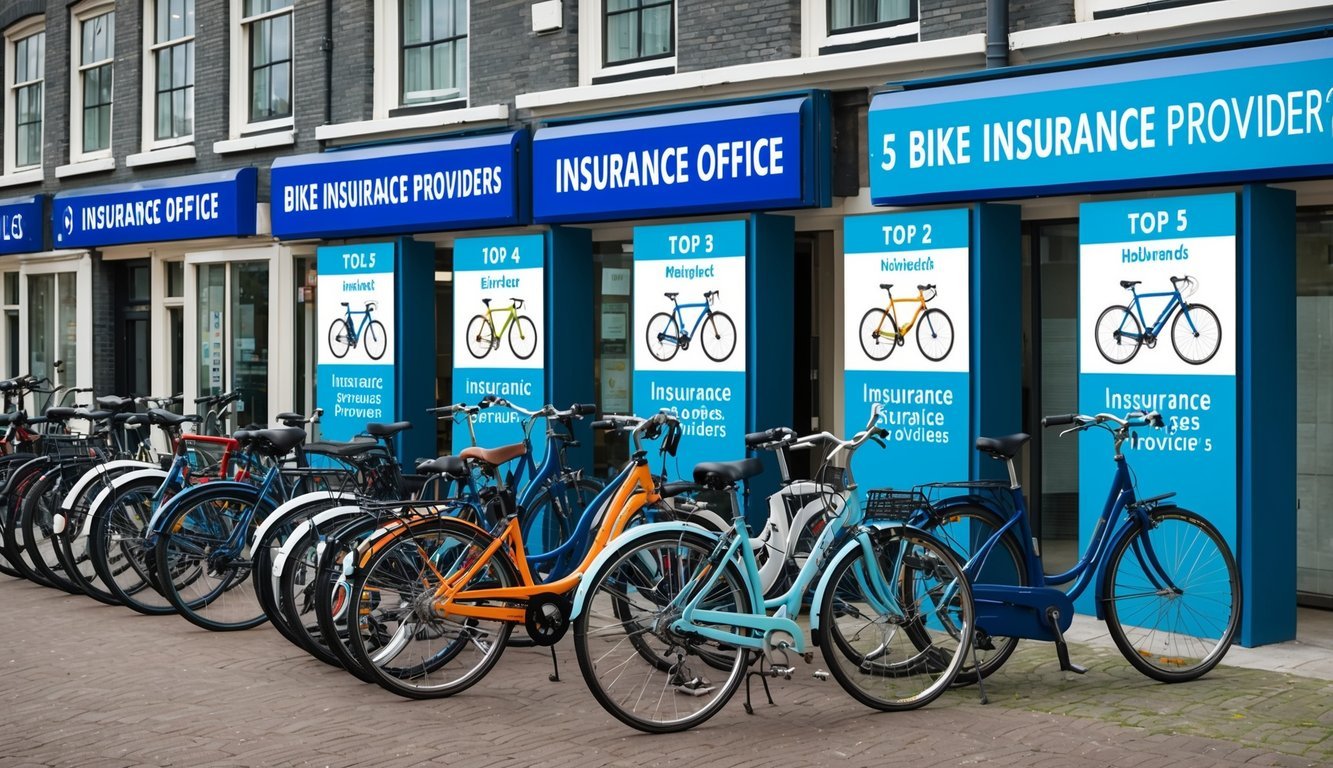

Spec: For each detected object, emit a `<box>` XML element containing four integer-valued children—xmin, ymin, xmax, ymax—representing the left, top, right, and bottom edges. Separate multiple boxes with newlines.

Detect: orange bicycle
<box><xmin>859</xmin><ymin>283</ymin><xmax>955</xmax><ymax>362</ymax></box>
<box><xmin>341</xmin><ymin>411</ymin><xmax>683</xmax><ymax>699</ymax></box>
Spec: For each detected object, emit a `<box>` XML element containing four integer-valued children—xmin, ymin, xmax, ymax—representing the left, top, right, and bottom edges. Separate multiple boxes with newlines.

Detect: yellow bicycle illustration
<box><xmin>465</xmin><ymin>298</ymin><xmax>537</xmax><ymax>360</ymax></box>
<box><xmin>859</xmin><ymin>283</ymin><xmax>954</xmax><ymax>362</ymax></box>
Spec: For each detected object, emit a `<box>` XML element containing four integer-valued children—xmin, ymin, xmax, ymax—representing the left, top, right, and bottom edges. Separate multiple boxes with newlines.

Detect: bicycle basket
<box><xmin>863</xmin><ymin>488</ymin><xmax>930</xmax><ymax>522</ymax></box>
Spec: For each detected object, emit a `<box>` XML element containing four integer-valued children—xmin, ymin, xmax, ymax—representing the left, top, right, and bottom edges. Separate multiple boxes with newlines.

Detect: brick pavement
<box><xmin>0</xmin><ymin>577</ymin><xmax>1328</xmax><ymax>768</ymax></box>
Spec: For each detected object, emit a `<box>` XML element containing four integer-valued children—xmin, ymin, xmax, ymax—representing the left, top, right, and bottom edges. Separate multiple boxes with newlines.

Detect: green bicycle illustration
<box><xmin>466</xmin><ymin>297</ymin><xmax>538</xmax><ymax>360</ymax></box>
<box><xmin>328</xmin><ymin>301</ymin><xmax>388</xmax><ymax>360</ymax></box>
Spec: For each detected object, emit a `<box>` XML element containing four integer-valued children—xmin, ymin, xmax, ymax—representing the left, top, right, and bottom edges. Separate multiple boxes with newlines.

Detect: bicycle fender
<box><xmin>1092</xmin><ymin>504</ymin><xmax>1179</xmax><ymax>622</ymax></box>
<box><xmin>806</xmin><ymin>522</ymin><xmax>906</xmax><ymax>635</ymax></box>
<box><xmin>250</xmin><ymin>490</ymin><xmax>358</xmax><ymax>549</ymax></box>
<box><xmin>59</xmin><ymin>460</ymin><xmax>157</xmax><ymax>514</ymax></box>
<box><xmin>270</xmin><ymin>505</ymin><xmax>361</xmax><ymax>578</ymax></box>
<box><xmin>78</xmin><ymin>468</ymin><xmax>170</xmax><ymax>539</ymax></box>
<box><xmin>568</xmin><ymin>521</ymin><xmax>720</xmax><ymax>621</ymax></box>
<box><xmin>148</xmin><ymin>480</ymin><xmax>260</xmax><ymax>534</ymax></box>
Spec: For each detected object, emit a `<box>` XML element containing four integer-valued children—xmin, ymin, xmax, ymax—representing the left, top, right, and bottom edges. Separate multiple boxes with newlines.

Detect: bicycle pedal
<box><xmin>766</xmin><ymin>665</ymin><xmax>795</xmax><ymax>679</ymax></box>
<box><xmin>812</xmin><ymin>670</ymin><xmax>830</xmax><ymax>681</ymax></box>
<box><xmin>674</xmin><ymin>677</ymin><xmax>715</xmax><ymax>697</ymax></box>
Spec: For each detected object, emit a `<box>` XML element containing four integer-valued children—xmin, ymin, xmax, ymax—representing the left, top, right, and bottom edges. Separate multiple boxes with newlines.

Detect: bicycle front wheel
<box><xmin>88</xmin><ymin>478</ymin><xmax>178</xmax><ymax>615</ymax></box>
<box><xmin>699</xmin><ymin>311</ymin><xmax>737</xmax><ymax>363</ymax></box>
<box><xmin>574</xmin><ymin>528</ymin><xmax>751</xmax><ymax>734</ymax></box>
<box><xmin>327</xmin><ymin>319</ymin><xmax>352</xmax><ymax>359</ymax></box>
<box><xmin>818</xmin><ymin>527</ymin><xmax>973</xmax><ymax>711</ymax></box>
<box><xmin>363</xmin><ymin>319</ymin><xmax>389</xmax><ymax>360</ymax></box>
<box><xmin>1171</xmin><ymin>304</ymin><xmax>1221</xmax><ymax>365</ymax></box>
<box><xmin>464</xmin><ymin>315</ymin><xmax>495</xmax><ymax>359</ymax></box>
<box><xmin>508</xmin><ymin>315</ymin><xmax>539</xmax><ymax>360</ymax></box>
<box><xmin>916</xmin><ymin>308</ymin><xmax>954</xmax><ymax>362</ymax></box>
<box><xmin>1095</xmin><ymin>305</ymin><xmax>1142</xmax><ymax>364</ymax></box>
<box><xmin>1102</xmin><ymin>507</ymin><xmax>1240</xmax><ymax>682</ymax></box>
<box><xmin>644</xmin><ymin>312</ymin><xmax>681</xmax><ymax>362</ymax></box>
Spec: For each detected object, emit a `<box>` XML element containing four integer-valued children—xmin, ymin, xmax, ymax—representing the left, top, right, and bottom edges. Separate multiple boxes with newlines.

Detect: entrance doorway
<box><xmin>113</xmin><ymin>260</ymin><xmax>151</xmax><ymax>397</ymax></box>
<box><xmin>1296</xmin><ymin>208</ymin><xmax>1333</xmax><ymax>607</ymax></box>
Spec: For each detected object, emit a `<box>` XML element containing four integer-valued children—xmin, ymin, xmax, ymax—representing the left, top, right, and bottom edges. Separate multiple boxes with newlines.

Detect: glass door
<box><xmin>1296</xmin><ymin>208</ymin><xmax>1333</xmax><ymax>607</ymax></box>
<box><xmin>28</xmin><ymin>271</ymin><xmax>79</xmax><ymax>389</ymax></box>
<box><xmin>196</xmin><ymin>260</ymin><xmax>269</xmax><ymax>429</ymax></box>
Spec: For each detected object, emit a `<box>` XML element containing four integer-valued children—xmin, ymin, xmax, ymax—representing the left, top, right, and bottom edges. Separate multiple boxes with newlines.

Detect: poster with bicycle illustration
<box><xmin>316</xmin><ymin>242</ymin><xmax>397</xmax><ymax>440</ymax></box>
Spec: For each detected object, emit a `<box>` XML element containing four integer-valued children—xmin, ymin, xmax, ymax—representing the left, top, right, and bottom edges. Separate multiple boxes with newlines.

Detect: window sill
<box><xmin>55</xmin><ymin>157</ymin><xmax>116</xmax><ymax>179</ymax></box>
<box><xmin>0</xmin><ymin>168</ymin><xmax>43</xmax><ymax>188</ymax></box>
<box><xmin>588</xmin><ymin>56</ymin><xmax>677</xmax><ymax>86</ymax></box>
<box><xmin>316</xmin><ymin>104</ymin><xmax>509</xmax><ymax>143</ymax></box>
<box><xmin>817</xmin><ymin>21</ymin><xmax>919</xmax><ymax>52</ymax></box>
<box><xmin>213</xmin><ymin>130</ymin><xmax>296</xmax><ymax>155</ymax></box>
<box><xmin>127</xmin><ymin>144</ymin><xmax>197</xmax><ymax>168</ymax></box>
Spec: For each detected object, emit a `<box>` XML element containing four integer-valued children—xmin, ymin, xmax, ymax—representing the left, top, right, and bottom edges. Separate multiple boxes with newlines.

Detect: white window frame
<box><xmin>802</xmin><ymin>0</ymin><xmax>919</xmax><ymax>56</ymax></box>
<box><xmin>141</xmin><ymin>0</ymin><xmax>195</xmax><ymax>152</ymax></box>
<box><xmin>17</xmin><ymin>254</ymin><xmax>94</xmax><ymax>397</ymax></box>
<box><xmin>1075</xmin><ymin>0</ymin><xmax>1216</xmax><ymax>22</ymax></box>
<box><xmin>69</xmin><ymin>1</ymin><xmax>116</xmax><ymax>164</ymax></box>
<box><xmin>227</xmin><ymin>0</ymin><xmax>294</xmax><ymax>139</ymax></box>
<box><xmin>4</xmin><ymin>17</ymin><xmax>45</xmax><ymax>180</ymax></box>
<box><xmin>0</xmin><ymin>267</ymin><xmax>19</xmax><ymax>379</ymax></box>
<box><xmin>578</xmin><ymin>0</ymin><xmax>677</xmax><ymax>87</ymax></box>
<box><xmin>373</xmin><ymin>0</ymin><xmax>470</xmax><ymax>119</ymax></box>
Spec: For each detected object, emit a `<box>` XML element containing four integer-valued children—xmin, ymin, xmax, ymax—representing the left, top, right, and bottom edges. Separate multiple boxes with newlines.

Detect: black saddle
<box><xmin>95</xmin><ymin>395</ymin><xmax>136</xmax><ymax>413</ymax></box>
<box><xmin>692</xmin><ymin>458</ymin><xmax>764</xmax><ymax>489</ymax></box>
<box><xmin>664</xmin><ymin>292</ymin><xmax>678</xmax><ymax>300</ymax></box>
<box><xmin>417</xmin><ymin>455</ymin><xmax>467</xmax><ymax>477</ymax></box>
<box><xmin>147</xmin><ymin>408</ymin><xmax>194</xmax><ymax>427</ymax></box>
<box><xmin>974</xmin><ymin>433</ymin><xmax>1031</xmax><ymax>460</ymax></box>
<box><xmin>240</xmin><ymin>427</ymin><xmax>307</xmax><ymax>456</ymax></box>
<box><xmin>303</xmin><ymin>439</ymin><xmax>381</xmax><ymax>458</ymax></box>
<box><xmin>1119</xmin><ymin>280</ymin><xmax>1141</xmax><ymax>289</ymax></box>
<box><xmin>367</xmin><ymin>421</ymin><xmax>412</xmax><ymax>438</ymax></box>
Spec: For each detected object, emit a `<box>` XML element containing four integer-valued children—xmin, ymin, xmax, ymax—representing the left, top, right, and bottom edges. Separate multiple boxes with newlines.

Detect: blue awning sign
<box><xmin>52</xmin><ymin>169</ymin><xmax>258</xmax><ymax>248</ymax></box>
<box><xmin>0</xmin><ymin>195</ymin><xmax>44</xmax><ymax>255</ymax></box>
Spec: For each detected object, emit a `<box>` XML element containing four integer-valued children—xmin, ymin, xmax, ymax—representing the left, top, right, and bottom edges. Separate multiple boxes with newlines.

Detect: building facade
<box><xmin>0</xmin><ymin>0</ymin><xmax>1330</xmax><ymax>639</ymax></box>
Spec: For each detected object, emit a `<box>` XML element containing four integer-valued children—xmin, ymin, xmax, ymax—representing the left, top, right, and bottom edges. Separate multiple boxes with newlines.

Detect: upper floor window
<box><xmin>829</xmin><ymin>0</ymin><xmax>914</xmax><ymax>33</ymax></box>
<box><xmin>73</xmin><ymin>5</ymin><xmax>115</xmax><ymax>156</ymax></box>
<box><xmin>402</xmin><ymin>0</ymin><xmax>468</xmax><ymax>105</ymax></box>
<box><xmin>604</xmin><ymin>0</ymin><xmax>673</xmax><ymax>65</ymax></box>
<box><xmin>242</xmin><ymin>0</ymin><xmax>292</xmax><ymax>123</ymax></box>
<box><xmin>149</xmin><ymin>0</ymin><xmax>195</xmax><ymax>143</ymax></box>
<box><xmin>6</xmin><ymin>23</ymin><xmax>44</xmax><ymax>172</ymax></box>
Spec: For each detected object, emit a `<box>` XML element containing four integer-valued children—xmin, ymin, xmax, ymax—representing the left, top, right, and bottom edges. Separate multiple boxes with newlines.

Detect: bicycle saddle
<box><xmin>459</xmin><ymin>442</ymin><xmax>526</xmax><ymax>466</ymax></box>
<box><xmin>974</xmin><ymin>433</ymin><xmax>1031</xmax><ymax>460</ymax></box>
<box><xmin>1119</xmin><ymin>280</ymin><xmax>1141</xmax><ymax>289</ymax></box>
<box><xmin>367</xmin><ymin>421</ymin><xmax>412</xmax><ymax>438</ymax></box>
<box><xmin>339</xmin><ymin>301</ymin><xmax>350</xmax><ymax>307</ymax></box>
<box><xmin>275</xmin><ymin>411</ymin><xmax>304</xmax><ymax>427</ymax></box>
<box><xmin>663</xmin><ymin>292</ymin><xmax>678</xmax><ymax>300</ymax></box>
<box><xmin>879</xmin><ymin>283</ymin><xmax>892</xmax><ymax>291</ymax></box>
<box><xmin>692</xmin><ymin>458</ymin><xmax>763</xmax><ymax>489</ymax></box>
<box><xmin>74</xmin><ymin>409</ymin><xmax>114</xmax><ymax>422</ymax></box>
<box><xmin>95</xmin><ymin>395</ymin><xmax>136</xmax><ymax>413</ymax></box>
<box><xmin>0</xmin><ymin>410</ymin><xmax>28</xmax><ymax>426</ymax></box>
<box><xmin>660</xmin><ymin>480</ymin><xmax>701</xmax><ymax>498</ymax></box>
<box><xmin>147</xmin><ymin>408</ymin><xmax>194</xmax><ymax>427</ymax></box>
<box><xmin>45</xmin><ymin>407</ymin><xmax>80</xmax><ymax>422</ymax></box>
<box><xmin>417</xmin><ymin>455</ymin><xmax>467</xmax><ymax>477</ymax></box>
<box><xmin>244</xmin><ymin>427</ymin><xmax>307</xmax><ymax>456</ymax></box>
<box><xmin>303</xmin><ymin>439</ymin><xmax>380</xmax><ymax>458</ymax></box>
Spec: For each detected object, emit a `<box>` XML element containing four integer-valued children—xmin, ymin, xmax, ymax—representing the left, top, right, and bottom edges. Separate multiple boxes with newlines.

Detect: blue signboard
<box><xmin>451</xmin><ymin>234</ymin><xmax>548</xmax><ymax>454</ymax></box>
<box><xmin>870</xmin><ymin>37</ymin><xmax>1333</xmax><ymax>204</ymax></box>
<box><xmin>317</xmin><ymin>243</ymin><xmax>397</xmax><ymax>441</ymax></box>
<box><xmin>533</xmin><ymin>95</ymin><xmax>829</xmax><ymax>222</ymax></box>
<box><xmin>1076</xmin><ymin>193</ymin><xmax>1237</xmax><ymax>617</ymax></box>
<box><xmin>843</xmin><ymin>209</ymin><xmax>971</xmax><ymax>489</ymax></box>
<box><xmin>52</xmin><ymin>169</ymin><xmax>257</xmax><ymax>247</ymax></box>
<box><xmin>272</xmin><ymin>131</ymin><xmax>527</xmax><ymax>240</ymax></box>
<box><xmin>0</xmin><ymin>195</ymin><xmax>44</xmax><ymax>255</ymax></box>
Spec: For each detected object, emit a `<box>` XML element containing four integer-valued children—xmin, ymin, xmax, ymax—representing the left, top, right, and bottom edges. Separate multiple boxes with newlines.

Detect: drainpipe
<box><xmin>322</xmin><ymin>0</ymin><xmax>334</xmax><ymax>124</ymax></box>
<box><xmin>986</xmin><ymin>0</ymin><xmax>1009</xmax><ymax>69</ymax></box>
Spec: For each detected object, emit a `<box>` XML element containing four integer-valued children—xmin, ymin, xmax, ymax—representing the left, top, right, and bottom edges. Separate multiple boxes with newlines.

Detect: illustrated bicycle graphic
<box><xmin>644</xmin><ymin>290</ymin><xmax>737</xmax><ymax>363</ymax></box>
<box><xmin>1094</xmin><ymin>275</ymin><xmax>1221</xmax><ymax>365</ymax></box>
<box><xmin>466</xmin><ymin>297</ymin><xmax>538</xmax><ymax>360</ymax></box>
<box><xmin>327</xmin><ymin>300</ymin><xmax>388</xmax><ymax>360</ymax></box>
<box><xmin>859</xmin><ymin>283</ymin><xmax>954</xmax><ymax>362</ymax></box>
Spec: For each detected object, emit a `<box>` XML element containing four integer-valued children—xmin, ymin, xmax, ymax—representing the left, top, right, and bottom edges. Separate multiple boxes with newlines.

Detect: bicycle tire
<box><xmin>54</xmin><ymin>465</ymin><xmax>145</xmax><ymax>605</ymax></box>
<box><xmin>19</xmin><ymin>468</ymin><xmax>81</xmax><ymax>594</ymax></box>
<box><xmin>465</xmin><ymin>315</ymin><xmax>495</xmax><ymax>359</ymax></box>
<box><xmin>254</xmin><ymin>496</ymin><xmax>347</xmax><ymax>648</ymax></box>
<box><xmin>818</xmin><ymin>526</ymin><xmax>973</xmax><ymax>711</ymax></box>
<box><xmin>0</xmin><ymin>453</ymin><xmax>39</xmax><ymax>578</ymax></box>
<box><xmin>1095</xmin><ymin>305</ymin><xmax>1142</xmax><ymax>364</ymax></box>
<box><xmin>312</xmin><ymin>513</ymin><xmax>393</xmax><ymax>680</ymax></box>
<box><xmin>87</xmin><ymin>476</ymin><xmax>179</xmax><ymax>614</ymax></box>
<box><xmin>1171</xmin><ymin>303</ymin><xmax>1221</xmax><ymax>365</ymax></box>
<box><xmin>1102</xmin><ymin>507</ymin><xmax>1240</xmax><ymax>683</ymax></box>
<box><xmin>363</xmin><ymin>319</ymin><xmax>389</xmax><ymax>361</ymax></box>
<box><xmin>859</xmin><ymin>308</ymin><xmax>897</xmax><ymax>361</ymax></box>
<box><xmin>644</xmin><ymin>312</ymin><xmax>681</xmax><ymax>362</ymax></box>
<box><xmin>916</xmin><ymin>308</ymin><xmax>955</xmax><ymax>362</ymax></box>
<box><xmin>2</xmin><ymin>459</ymin><xmax>56</xmax><ymax>587</ymax></box>
<box><xmin>327</xmin><ymin>318</ymin><xmax>352</xmax><ymax>359</ymax></box>
<box><xmin>508</xmin><ymin>315</ymin><xmax>538</xmax><ymax>360</ymax></box>
<box><xmin>574</xmin><ymin>528</ymin><xmax>751</xmax><ymax>734</ymax></box>
<box><xmin>699</xmin><ymin>311</ymin><xmax>737</xmax><ymax>363</ymax></box>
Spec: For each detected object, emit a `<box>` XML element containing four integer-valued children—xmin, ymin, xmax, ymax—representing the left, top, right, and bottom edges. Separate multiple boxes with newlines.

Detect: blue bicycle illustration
<box><xmin>645</xmin><ymin>290</ymin><xmax>737</xmax><ymax>363</ymax></box>
<box><xmin>1094</xmin><ymin>275</ymin><xmax>1220</xmax><ymax>365</ymax></box>
<box><xmin>328</xmin><ymin>301</ymin><xmax>387</xmax><ymax>361</ymax></box>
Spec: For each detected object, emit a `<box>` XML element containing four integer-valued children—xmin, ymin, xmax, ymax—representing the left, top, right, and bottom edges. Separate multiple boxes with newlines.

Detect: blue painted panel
<box><xmin>846</xmin><ymin>369</ymin><xmax>970</xmax><ymax>490</ymax></box>
<box><xmin>271</xmin><ymin>131</ymin><xmax>526</xmax><ymax>239</ymax></box>
<box><xmin>316</xmin><ymin>243</ymin><xmax>397</xmax><ymax>442</ymax></box>
<box><xmin>53</xmin><ymin>169</ymin><xmax>257</xmax><ymax>247</ymax></box>
<box><xmin>0</xmin><ymin>195</ymin><xmax>43</xmax><ymax>254</ymax></box>
<box><xmin>869</xmin><ymin>37</ymin><xmax>1333</xmax><ymax>204</ymax></box>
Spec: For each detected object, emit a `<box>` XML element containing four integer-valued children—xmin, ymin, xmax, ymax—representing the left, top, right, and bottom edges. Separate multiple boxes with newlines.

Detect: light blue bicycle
<box><xmin>569</xmin><ymin>404</ymin><xmax>975</xmax><ymax>733</ymax></box>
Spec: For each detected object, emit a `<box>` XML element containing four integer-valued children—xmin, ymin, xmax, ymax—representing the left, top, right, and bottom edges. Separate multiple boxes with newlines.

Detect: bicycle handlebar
<box><xmin>1043</xmin><ymin>411</ymin><xmax>1165</xmax><ymax>431</ymax></box>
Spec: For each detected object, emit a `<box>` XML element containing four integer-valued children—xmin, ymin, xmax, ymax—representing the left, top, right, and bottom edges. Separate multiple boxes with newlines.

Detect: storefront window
<box><xmin>58</xmin><ymin>273</ymin><xmax>78</xmax><ymax>387</ymax></box>
<box><xmin>197</xmin><ymin>263</ymin><xmax>226</xmax><ymax>400</ymax></box>
<box><xmin>592</xmin><ymin>242</ymin><xmax>633</xmax><ymax>475</ymax></box>
<box><xmin>231</xmin><ymin>261</ymin><xmax>269</xmax><ymax>427</ymax></box>
<box><xmin>28</xmin><ymin>274</ymin><xmax>53</xmax><ymax>383</ymax></box>
<box><xmin>3</xmin><ymin>272</ymin><xmax>17</xmax><ymax>378</ymax></box>
<box><xmin>1296</xmin><ymin>208</ymin><xmax>1333</xmax><ymax>605</ymax></box>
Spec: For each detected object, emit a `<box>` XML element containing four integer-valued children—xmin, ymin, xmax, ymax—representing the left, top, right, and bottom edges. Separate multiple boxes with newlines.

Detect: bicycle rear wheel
<box><xmin>574</xmin><ymin>528</ymin><xmax>751</xmax><ymax>734</ymax></box>
<box><xmin>818</xmin><ymin>527</ymin><xmax>973</xmax><ymax>711</ymax></box>
<box><xmin>88</xmin><ymin>478</ymin><xmax>178</xmax><ymax>614</ymax></box>
<box><xmin>1095</xmin><ymin>305</ymin><xmax>1142</xmax><ymax>364</ymax></box>
<box><xmin>1102</xmin><ymin>507</ymin><xmax>1239</xmax><ymax>682</ymax></box>
<box><xmin>858</xmin><ymin>308</ymin><xmax>897</xmax><ymax>361</ymax></box>
<box><xmin>19</xmin><ymin>469</ymin><xmax>81</xmax><ymax>594</ymax></box>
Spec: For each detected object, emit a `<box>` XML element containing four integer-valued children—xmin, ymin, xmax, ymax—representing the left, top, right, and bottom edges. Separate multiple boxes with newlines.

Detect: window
<box><xmin>604</xmin><ymin>0</ymin><xmax>673</xmax><ymax>65</ymax></box>
<box><xmin>2</xmin><ymin>272</ymin><xmax>18</xmax><ymax>378</ymax></box>
<box><xmin>401</xmin><ymin>0</ymin><xmax>467</xmax><ymax>104</ymax></box>
<box><xmin>5</xmin><ymin>21</ymin><xmax>44</xmax><ymax>173</ymax></box>
<box><xmin>71</xmin><ymin>4</ymin><xmax>114</xmax><ymax>158</ymax></box>
<box><xmin>829</xmin><ymin>0</ymin><xmax>914</xmax><ymax>34</ymax></box>
<box><xmin>1075</xmin><ymin>0</ymin><xmax>1219</xmax><ymax>22</ymax></box>
<box><xmin>243</xmin><ymin>0</ymin><xmax>292</xmax><ymax>124</ymax></box>
<box><xmin>148</xmin><ymin>0</ymin><xmax>195</xmax><ymax>144</ymax></box>
<box><xmin>803</xmin><ymin>0</ymin><xmax>918</xmax><ymax>55</ymax></box>
<box><xmin>28</xmin><ymin>272</ymin><xmax>78</xmax><ymax>387</ymax></box>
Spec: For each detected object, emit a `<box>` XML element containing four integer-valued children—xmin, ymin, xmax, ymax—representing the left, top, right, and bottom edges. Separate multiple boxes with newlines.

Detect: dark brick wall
<box><xmin>471</xmin><ymin>0</ymin><xmax>579</xmax><ymax>106</ymax></box>
<box><xmin>90</xmin><ymin>254</ymin><xmax>115</xmax><ymax>397</ymax></box>
<box><xmin>330</xmin><ymin>0</ymin><xmax>374</xmax><ymax>124</ymax></box>
<box><xmin>921</xmin><ymin>0</ymin><xmax>988</xmax><ymax>41</ymax></box>
<box><xmin>1011</xmin><ymin>0</ymin><xmax>1076</xmax><ymax>31</ymax></box>
<box><xmin>676</xmin><ymin>0</ymin><xmax>800</xmax><ymax>72</ymax></box>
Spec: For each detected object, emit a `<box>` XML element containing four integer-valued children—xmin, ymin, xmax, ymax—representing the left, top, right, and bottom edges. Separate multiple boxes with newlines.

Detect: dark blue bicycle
<box><xmin>645</xmin><ymin>290</ymin><xmax>737</xmax><ymax>363</ymax></box>
<box><xmin>328</xmin><ymin>300</ymin><xmax>387</xmax><ymax>361</ymax></box>
<box><xmin>1094</xmin><ymin>275</ymin><xmax>1221</xmax><ymax>365</ymax></box>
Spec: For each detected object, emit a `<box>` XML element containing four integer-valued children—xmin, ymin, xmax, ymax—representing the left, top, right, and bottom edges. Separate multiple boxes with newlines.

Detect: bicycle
<box><xmin>465</xmin><ymin>298</ymin><xmax>537</xmax><ymax>360</ymax></box>
<box><xmin>328</xmin><ymin>301</ymin><xmax>388</xmax><ymax>361</ymax></box>
<box><xmin>570</xmin><ymin>404</ymin><xmax>974</xmax><ymax>733</ymax></box>
<box><xmin>1094</xmin><ymin>275</ymin><xmax>1221</xmax><ymax>365</ymax></box>
<box><xmin>645</xmin><ymin>290</ymin><xmax>737</xmax><ymax>363</ymax></box>
<box><xmin>859</xmin><ymin>283</ymin><xmax>954</xmax><ymax>362</ymax></box>
<box><xmin>893</xmin><ymin>410</ymin><xmax>1239</xmax><ymax>686</ymax></box>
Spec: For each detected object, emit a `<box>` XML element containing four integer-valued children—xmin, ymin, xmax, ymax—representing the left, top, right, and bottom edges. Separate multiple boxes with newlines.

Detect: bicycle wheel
<box><xmin>88</xmin><ymin>477</ymin><xmax>179</xmax><ymax>615</ymax></box>
<box><xmin>55</xmin><ymin>467</ymin><xmax>137</xmax><ymax>605</ymax></box>
<box><xmin>916</xmin><ymin>308</ymin><xmax>955</xmax><ymax>362</ymax></box>
<box><xmin>644</xmin><ymin>312</ymin><xmax>681</xmax><ymax>362</ymax></box>
<box><xmin>508</xmin><ymin>315</ymin><xmax>538</xmax><ymax>360</ymax></box>
<box><xmin>520</xmin><ymin>477</ymin><xmax>600</xmax><ymax>565</ymax></box>
<box><xmin>465</xmin><ymin>315</ymin><xmax>495</xmax><ymax>359</ymax></box>
<box><xmin>155</xmin><ymin>487</ymin><xmax>273</xmax><ymax>631</ymax></box>
<box><xmin>348</xmin><ymin>517</ymin><xmax>519</xmax><ymax>699</ymax></box>
<box><xmin>859</xmin><ymin>309</ymin><xmax>897</xmax><ymax>361</ymax></box>
<box><xmin>1171</xmin><ymin>304</ymin><xmax>1221</xmax><ymax>365</ymax></box>
<box><xmin>699</xmin><ymin>311</ymin><xmax>737</xmax><ymax>363</ymax></box>
<box><xmin>1102</xmin><ymin>507</ymin><xmax>1240</xmax><ymax>683</ymax></box>
<box><xmin>574</xmin><ymin>528</ymin><xmax>751</xmax><ymax>734</ymax></box>
<box><xmin>363</xmin><ymin>319</ymin><xmax>389</xmax><ymax>360</ymax></box>
<box><xmin>922</xmin><ymin>503</ymin><xmax>1026</xmax><ymax>684</ymax></box>
<box><xmin>19</xmin><ymin>469</ymin><xmax>81</xmax><ymax>594</ymax></box>
<box><xmin>818</xmin><ymin>527</ymin><xmax>973</xmax><ymax>712</ymax></box>
<box><xmin>312</xmin><ymin>514</ymin><xmax>391</xmax><ymax>680</ymax></box>
<box><xmin>2</xmin><ymin>460</ymin><xmax>54</xmax><ymax>586</ymax></box>
<box><xmin>254</xmin><ymin>497</ymin><xmax>346</xmax><ymax>648</ymax></box>
<box><xmin>327</xmin><ymin>319</ymin><xmax>352</xmax><ymax>359</ymax></box>
<box><xmin>1095</xmin><ymin>305</ymin><xmax>1142</xmax><ymax>364</ymax></box>
<box><xmin>0</xmin><ymin>453</ymin><xmax>39</xmax><ymax>579</ymax></box>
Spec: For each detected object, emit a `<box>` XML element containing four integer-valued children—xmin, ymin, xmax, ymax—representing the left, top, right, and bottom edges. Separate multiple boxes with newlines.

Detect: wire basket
<box><xmin>863</xmin><ymin>488</ymin><xmax>930</xmax><ymax>522</ymax></box>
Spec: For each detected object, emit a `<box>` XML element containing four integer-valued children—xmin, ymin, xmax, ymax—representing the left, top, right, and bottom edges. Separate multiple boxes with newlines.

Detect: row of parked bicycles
<box><xmin>0</xmin><ymin>370</ymin><xmax>1241</xmax><ymax>734</ymax></box>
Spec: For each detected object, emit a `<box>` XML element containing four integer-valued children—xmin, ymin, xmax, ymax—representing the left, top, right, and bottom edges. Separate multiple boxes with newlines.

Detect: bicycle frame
<box><xmin>879</xmin><ymin>289</ymin><xmax>930</xmax><ymax>337</ymax></box>
<box><xmin>342</xmin><ymin>304</ymin><xmax>376</xmax><ymax>344</ymax></box>
<box><xmin>661</xmin><ymin>299</ymin><xmax>715</xmax><ymax>344</ymax></box>
<box><xmin>482</xmin><ymin>303</ymin><xmax>521</xmax><ymax>340</ymax></box>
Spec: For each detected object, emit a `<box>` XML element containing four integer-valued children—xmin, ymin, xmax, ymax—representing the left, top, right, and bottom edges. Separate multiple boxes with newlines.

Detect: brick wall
<box><xmin>677</xmin><ymin>0</ymin><xmax>800</xmax><ymax>72</ymax></box>
<box><xmin>472</xmin><ymin>0</ymin><xmax>580</xmax><ymax>106</ymax></box>
<box><xmin>921</xmin><ymin>0</ymin><xmax>988</xmax><ymax>41</ymax></box>
<box><xmin>1012</xmin><ymin>0</ymin><xmax>1076</xmax><ymax>32</ymax></box>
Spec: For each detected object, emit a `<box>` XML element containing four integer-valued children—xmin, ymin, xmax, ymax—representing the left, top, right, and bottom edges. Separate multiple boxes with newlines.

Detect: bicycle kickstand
<box><xmin>742</xmin><ymin>670</ymin><xmax>775</xmax><ymax>715</ymax></box>
<box><xmin>547</xmin><ymin>646</ymin><xmax>561</xmax><ymax>683</ymax></box>
<box><xmin>1046</xmin><ymin>607</ymin><xmax>1087</xmax><ymax>675</ymax></box>
<box><xmin>969</xmin><ymin>638</ymin><xmax>990</xmax><ymax>705</ymax></box>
